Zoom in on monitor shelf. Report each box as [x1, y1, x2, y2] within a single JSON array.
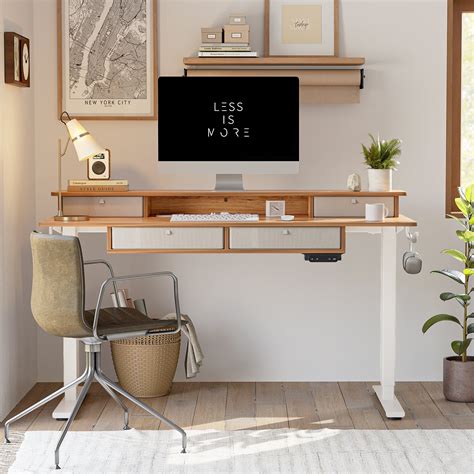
[[183, 56, 365, 104]]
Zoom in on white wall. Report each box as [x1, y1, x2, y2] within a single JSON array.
[[0, 0, 37, 420], [35, 0, 461, 383]]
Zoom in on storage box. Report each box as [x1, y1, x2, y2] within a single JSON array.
[[201, 27, 223, 43], [224, 24, 250, 44], [229, 14, 247, 25]]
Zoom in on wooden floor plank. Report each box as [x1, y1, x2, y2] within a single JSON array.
[[192, 382, 227, 430], [159, 382, 199, 430], [395, 382, 451, 429], [225, 382, 256, 430], [283, 382, 319, 429], [310, 382, 353, 429], [422, 382, 474, 429], [256, 382, 288, 429], [338, 382, 387, 429]]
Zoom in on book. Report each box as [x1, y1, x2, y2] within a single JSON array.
[[201, 42, 249, 47], [67, 179, 129, 192], [67, 185, 129, 192], [68, 179, 128, 186], [199, 44, 251, 52], [198, 51, 258, 57]]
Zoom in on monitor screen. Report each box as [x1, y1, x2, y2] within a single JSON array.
[[158, 76, 299, 163]]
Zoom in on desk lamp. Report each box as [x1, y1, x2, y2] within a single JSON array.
[[54, 112, 105, 221]]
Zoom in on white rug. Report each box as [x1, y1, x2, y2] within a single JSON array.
[[5, 429, 474, 473]]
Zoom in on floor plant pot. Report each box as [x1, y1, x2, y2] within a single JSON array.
[[443, 356, 474, 402], [368, 169, 392, 192]]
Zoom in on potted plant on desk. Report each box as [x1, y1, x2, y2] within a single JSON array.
[[423, 185, 474, 402], [362, 134, 402, 191]]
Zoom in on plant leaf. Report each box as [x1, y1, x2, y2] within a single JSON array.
[[422, 314, 462, 333], [451, 339, 472, 356], [447, 214, 468, 227], [455, 198, 470, 216], [442, 249, 467, 263], [440, 292, 470, 303], [431, 270, 465, 285], [468, 312, 474, 318], [467, 323, 474, 334], [465, 269, 474, 276], [456, 230, 474, 242], [465, 184, 474, 203]]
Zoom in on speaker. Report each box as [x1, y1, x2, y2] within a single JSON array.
[[403, 251, 422, 274], [88, 149, 110, 180]]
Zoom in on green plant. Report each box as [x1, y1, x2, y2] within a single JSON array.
[[361, 134, 402, 169], [423, 185, 474, 362]]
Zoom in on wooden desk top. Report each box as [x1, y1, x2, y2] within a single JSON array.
[[39, 215, 417, 229]]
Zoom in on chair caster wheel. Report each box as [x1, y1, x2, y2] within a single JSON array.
[[4, 439, 11, 444], [55, 465, 61, 470], [123, 425, 130, 430], [181, 448, 186, 454]]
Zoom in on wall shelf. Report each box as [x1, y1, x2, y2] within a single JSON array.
[[183, 56, 365, 104]]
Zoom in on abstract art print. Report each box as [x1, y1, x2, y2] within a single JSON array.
[[58, 0, 157, 120], [264, 0, 339, 57]]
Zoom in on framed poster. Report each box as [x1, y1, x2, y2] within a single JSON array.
[[58, 0, 158, 120], [264, 0, 339, 57]]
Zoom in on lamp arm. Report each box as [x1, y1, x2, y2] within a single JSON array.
[[57, 136, 71, 218]]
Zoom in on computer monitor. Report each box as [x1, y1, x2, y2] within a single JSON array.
[[158, 76, 299, 190]]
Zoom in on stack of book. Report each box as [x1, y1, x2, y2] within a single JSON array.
[[67, 179, 129, 192], [198, 43, 257, 57]]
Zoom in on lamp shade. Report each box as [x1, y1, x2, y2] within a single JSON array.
[[65, 119, 105, 162]]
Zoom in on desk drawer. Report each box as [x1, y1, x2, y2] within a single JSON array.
[[314, 196, 395, 217], [63, 197, 143, 217], [111, 227, 224, 250], [229, 227, 342, 250]]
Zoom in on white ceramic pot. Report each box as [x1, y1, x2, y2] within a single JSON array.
[[368, 169, 392, 192]]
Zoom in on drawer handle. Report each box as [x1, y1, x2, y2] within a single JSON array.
[[98, 199, 106, 205], [282, 229, 291, 235], [165, 230, 173, 236], [351, 199, 359, 204]]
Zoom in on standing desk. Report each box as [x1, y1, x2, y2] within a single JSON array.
[[39, 189, 416, 420]]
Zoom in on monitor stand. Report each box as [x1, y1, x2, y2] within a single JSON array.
[[215, 174, 244, 191]]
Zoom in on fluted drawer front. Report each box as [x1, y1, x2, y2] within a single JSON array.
[[111, 227, 224, 250], [314, 197, 394, 217], [229, 227, 341, 249]]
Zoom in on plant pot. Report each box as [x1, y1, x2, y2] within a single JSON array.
[[368, 169, 392, 192], [443, 356, 474, 402]]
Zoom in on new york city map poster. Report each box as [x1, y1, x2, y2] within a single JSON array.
[[58, 0, 157, 120]]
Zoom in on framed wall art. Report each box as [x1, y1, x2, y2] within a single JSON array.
[[57, 0, 158, 120], [4, 32, 30, 87], [264, 0, 339, 57]]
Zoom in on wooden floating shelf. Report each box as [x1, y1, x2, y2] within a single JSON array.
[[183, 56, 365, 67], [183, 56, 366, 104]]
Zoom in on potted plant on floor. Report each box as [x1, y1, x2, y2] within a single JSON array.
[[362, 134, 402, 191], [423, 185, 474, 402]]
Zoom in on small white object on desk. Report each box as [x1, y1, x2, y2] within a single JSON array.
[[365, 203, 389, 222], [347, 173, 362, 192], [266, 200, 286, 217], [280, 215, 295, 221]]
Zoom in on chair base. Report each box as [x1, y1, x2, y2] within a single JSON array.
[[4, 342, 187, 469]]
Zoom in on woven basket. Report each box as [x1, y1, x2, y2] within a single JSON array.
[[111, 330, 180, 398]]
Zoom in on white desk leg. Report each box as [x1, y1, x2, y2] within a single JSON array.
[[373, 227, 405, 419], [52, 227, 81, 420]]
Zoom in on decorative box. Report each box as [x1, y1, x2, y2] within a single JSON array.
[[224, 24, 250, 44], [229, 14, 247, 25], [201, 27, 223, 43]]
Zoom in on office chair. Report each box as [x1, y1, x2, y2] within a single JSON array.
[[4, 233, 187, 469]]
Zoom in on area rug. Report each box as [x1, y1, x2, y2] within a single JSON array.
[[3, 429, 473, 473]]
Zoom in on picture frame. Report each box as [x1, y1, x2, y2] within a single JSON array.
[[57, 0, 158, 120], [4, 32, 31, 87], [264, 0, 339, 57]]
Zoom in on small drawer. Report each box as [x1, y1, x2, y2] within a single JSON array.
[[314, 197, 395, 218], [229, 227, 342, 250], [63, 197, 143, 217], [111, 227, 224, 250]]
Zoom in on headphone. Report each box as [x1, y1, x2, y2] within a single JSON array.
[[403, 229, 422, 274]]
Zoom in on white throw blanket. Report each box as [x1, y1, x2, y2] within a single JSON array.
[[161, 313, 204, 378]]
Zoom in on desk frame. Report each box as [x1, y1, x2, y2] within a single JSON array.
[[47, 222, 406, 420]]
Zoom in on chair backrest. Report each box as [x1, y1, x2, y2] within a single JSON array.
[[30, 232, 91, 338]]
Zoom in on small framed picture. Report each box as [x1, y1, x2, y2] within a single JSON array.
[[264, 0, 339, 57]]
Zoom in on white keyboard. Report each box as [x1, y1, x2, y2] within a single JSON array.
[[170, 213, 259, 222]]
